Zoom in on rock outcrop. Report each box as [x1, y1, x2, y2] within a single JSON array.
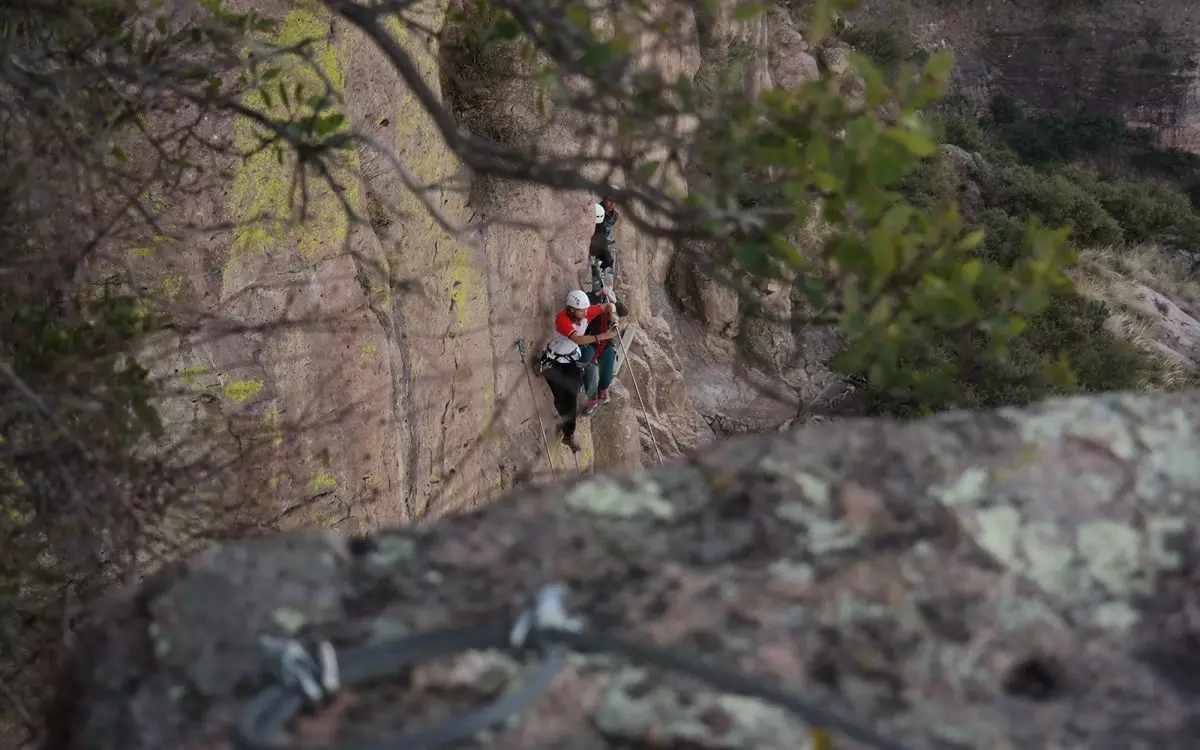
[[849, 0, 1200, 150], [662, 6, 841, 438], [50, 388, 1200, 750]]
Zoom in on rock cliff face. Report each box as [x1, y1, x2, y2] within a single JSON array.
[[48, 389, 1200, 750], [130, 0, 731, 536], [851, 0, 1200, 150]]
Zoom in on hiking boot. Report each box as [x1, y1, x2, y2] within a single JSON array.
[[562, 433, 581, 452], [598, 389, 610, 404], [582, 398, 601, 416]]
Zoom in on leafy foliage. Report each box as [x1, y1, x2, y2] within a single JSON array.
[[673, 7, 1076, 412]]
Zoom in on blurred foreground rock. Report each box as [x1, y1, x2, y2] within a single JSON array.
[[48, 389, 1200, 750]]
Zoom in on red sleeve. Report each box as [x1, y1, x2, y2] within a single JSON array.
[[585, 304, 605, 324], [554, 311, 575, 337]]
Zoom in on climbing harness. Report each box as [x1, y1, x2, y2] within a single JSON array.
[[536, 343, 581, 374], [615, 327, 665, 467], [516, 337, 556, 478], [234, 582, 915, 750]]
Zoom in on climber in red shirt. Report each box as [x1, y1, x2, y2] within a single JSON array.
[[539, 289, 617, 452]]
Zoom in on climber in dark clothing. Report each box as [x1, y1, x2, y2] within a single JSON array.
[[588, 197, 619, 277]]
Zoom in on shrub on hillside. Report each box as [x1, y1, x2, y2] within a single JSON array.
[[992, 163, 1123, 246], [839, 21, 926, 75]]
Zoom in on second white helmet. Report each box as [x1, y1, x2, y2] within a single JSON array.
[[594, 203, 605, 224], [565, 289, 591, 310]]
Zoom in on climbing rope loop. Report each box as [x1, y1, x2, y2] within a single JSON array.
[[234, 584, 914, 750]]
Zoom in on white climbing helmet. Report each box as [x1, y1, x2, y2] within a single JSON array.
[[565, 289, 590, 310], [594, 203, 605, 224]]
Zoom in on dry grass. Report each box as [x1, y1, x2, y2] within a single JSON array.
[[1075, 244, 1200, 315], [1069, 244, 1200, 391]]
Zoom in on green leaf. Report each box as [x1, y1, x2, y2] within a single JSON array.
[[635, 160, 661, 181], [809, 0, 833, 40], [846, 51, 889, 105], [812, 171, 839, 193], [111, 146, 129, 163], [922, 49, 955, 82], [733, 243, 771, 276], [960, 258, 983, 284], [731, 2, 766, 21], [882, 126, 936, 157], [956, 229, 985, 251], [495, 17, 520, 41], [315, 113, 346, 135], [868, 231, 896, 280]]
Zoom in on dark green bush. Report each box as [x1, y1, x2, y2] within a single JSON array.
[[879, 94, 1199, 415], [840, 22, 926, 75], [994, 163, 1123, 246], [896, 151, 957, 210], [1091, 178, 1200, 244]]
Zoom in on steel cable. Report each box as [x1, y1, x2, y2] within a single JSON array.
[[234, 585, 914, 750]]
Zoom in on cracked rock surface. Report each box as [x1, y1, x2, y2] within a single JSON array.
[[48, 390, 1200, 750]]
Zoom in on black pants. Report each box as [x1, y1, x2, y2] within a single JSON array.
[[543, 363, 582, 439], [589, 246, 615, 271]]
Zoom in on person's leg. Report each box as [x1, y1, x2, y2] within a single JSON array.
[[545, 365, 582, 445], [596, 344, 617, 395], [584, 363, 599, 398], [544, 368, 572, 425], [579, 344, 598, 398]]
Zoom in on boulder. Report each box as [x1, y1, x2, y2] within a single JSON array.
[[49, 388, 1200, 750]]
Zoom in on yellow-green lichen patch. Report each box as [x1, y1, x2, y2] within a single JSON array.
[[447, 248, 485, 329], [125, 234, 174, 263], [311, 470, 338, 492], [361, 343, 378, 359], [138, 186, 168, 214], [178, 365, 209, 385], [482, 381, 495, 422], [384, 15, 460, 219], [224, 379, 264, 403], [564, 475, 675, 520], [226, 5, 358, 274], [262, 407, 285, 446], [160, 273, 184, 300]]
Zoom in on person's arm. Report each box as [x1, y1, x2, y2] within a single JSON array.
[[570, 329, 614, 345], [559, 310, 612, 345]]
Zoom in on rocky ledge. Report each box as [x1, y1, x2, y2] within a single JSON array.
[[48, 390, 1200, 750]]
